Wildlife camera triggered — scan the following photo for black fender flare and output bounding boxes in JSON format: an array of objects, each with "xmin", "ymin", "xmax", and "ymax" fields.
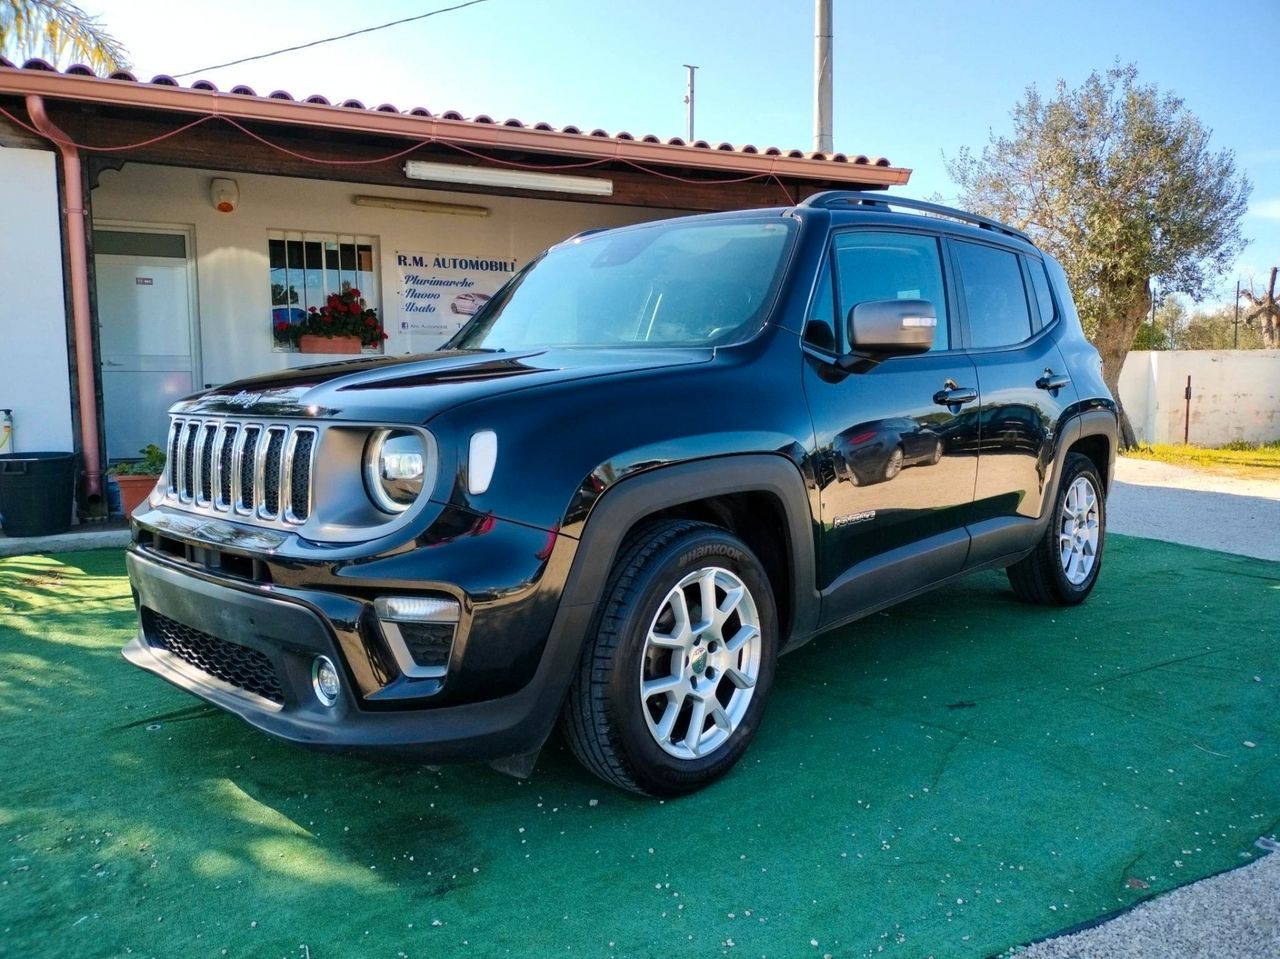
[
  {"xmin": 560, "ymin": 453, "xmax": 820, "ymax": 648},
  {"xmin": 1068, "ymin": 408, "xmax": 1118, "ymax": 491},
  {"xmin": 487, "ymin": 454, "xmax": 820, "ymax": 764}
]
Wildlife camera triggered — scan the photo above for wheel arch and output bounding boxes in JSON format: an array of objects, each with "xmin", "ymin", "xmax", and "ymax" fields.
[
  {"xmin": 1064, "ymin": 409, "xmax": 1117, "ymax": 492},
  {"xmin": 560, "ymin": 454, "xmax": 820, "ymax": 650}
]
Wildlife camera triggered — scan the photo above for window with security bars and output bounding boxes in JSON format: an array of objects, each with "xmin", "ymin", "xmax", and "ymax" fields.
[{"xmin": 268, "ymin": 231, "xmax": 380, "ymax": 351}]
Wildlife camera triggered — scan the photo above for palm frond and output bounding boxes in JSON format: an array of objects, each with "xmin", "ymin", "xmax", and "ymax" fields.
[{"xmin": 1, "ymin": 0, "xmax": 130, "ymax": 73}]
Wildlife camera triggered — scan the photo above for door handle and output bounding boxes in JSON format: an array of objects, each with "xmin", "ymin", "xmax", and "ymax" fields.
[
  {"xmin": 1036, "ymin": 370, "xmax": 1071, "ymax": 392},
  {"xmin": 933, "ymin": 386, "xmax": 978, "ymax": 406}
]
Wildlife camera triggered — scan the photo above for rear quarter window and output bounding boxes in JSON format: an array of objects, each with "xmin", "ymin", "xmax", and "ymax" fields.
[{"xmin": 1027, "ymin": 257, "xmax": 1057, "ymax": 328}]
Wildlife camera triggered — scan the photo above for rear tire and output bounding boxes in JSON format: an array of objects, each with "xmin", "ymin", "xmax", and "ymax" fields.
[
  {"xmin": 561, "ymin": 520, "xmax": 778, "ymax": 797},
  {"xmin": 883, "ymin": 445, "xmax": 905, "ymax": 481},
  {"xmin": 1007, "ymin": 452, "xmax": 1105, "ymax": 606}
]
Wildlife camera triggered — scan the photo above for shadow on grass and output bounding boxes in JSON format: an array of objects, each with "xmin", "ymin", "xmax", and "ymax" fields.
[{"xmin": 2, "ymin": 541, "xmax": 1277, "ymax": 959}]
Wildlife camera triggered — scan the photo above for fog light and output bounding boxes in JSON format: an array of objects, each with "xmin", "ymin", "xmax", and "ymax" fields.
[{"xmin": 312, "ymin": 655, "xmax": 340, "ymax": 707}]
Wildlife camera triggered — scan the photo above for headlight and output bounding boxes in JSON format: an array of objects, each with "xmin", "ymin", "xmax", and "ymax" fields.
[{"xmin": 363, "ymin": 429, "xmax": 431, "ymax": 513}]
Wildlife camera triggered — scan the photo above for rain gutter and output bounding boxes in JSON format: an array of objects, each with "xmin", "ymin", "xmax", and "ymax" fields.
[{"xmin": 0, "ymin": 69, "xmax": 910, "ymax": 186}]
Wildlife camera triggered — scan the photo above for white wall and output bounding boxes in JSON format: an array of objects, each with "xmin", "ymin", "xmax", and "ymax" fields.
[
  {"xmin": 0, "ymin": 148, "xmax": 75, "ymax": 453},
  {"xmin": 1119, "ymin": 350, "xmax": 1280, "ymax": 445},
  {"xmin": 91, "ymin": 164, "xmax": 678, "ymax": 388}
]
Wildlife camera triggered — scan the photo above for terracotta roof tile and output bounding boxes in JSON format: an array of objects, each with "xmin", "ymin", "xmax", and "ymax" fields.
[{"xmin": 0, "ymin": 59, "xmax": 899, "ymax": 170}]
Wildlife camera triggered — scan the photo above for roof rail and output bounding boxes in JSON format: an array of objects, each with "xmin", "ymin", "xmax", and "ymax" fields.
[{"xmin": 799, "ymin": 191, "xmax": 1031, "ymax": 243}]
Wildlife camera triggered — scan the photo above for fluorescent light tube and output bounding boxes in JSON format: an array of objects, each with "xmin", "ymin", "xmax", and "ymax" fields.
[{"xmin": 404, "ymin": 160, "xmax": 613, "ymax": 196}]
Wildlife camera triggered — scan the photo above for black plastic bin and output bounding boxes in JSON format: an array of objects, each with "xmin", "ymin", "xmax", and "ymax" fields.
[{"xmin": 0, "ymin": 452, "xmax": 77, "ymax": 537}]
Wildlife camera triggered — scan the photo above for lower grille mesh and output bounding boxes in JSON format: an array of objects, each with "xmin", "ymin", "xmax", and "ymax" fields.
[
  {"xmin": 399, "ymin": 622, "xmax": 455, "ymax": 670},
  {"xmin": 144, "ymin": 609, "xmax": 285, "ymax": 704}
]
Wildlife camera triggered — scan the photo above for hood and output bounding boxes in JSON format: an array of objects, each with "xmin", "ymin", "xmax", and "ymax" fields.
[{"xmin": 172, "ymin": 347, "xmax": 714, "ymax": 422}]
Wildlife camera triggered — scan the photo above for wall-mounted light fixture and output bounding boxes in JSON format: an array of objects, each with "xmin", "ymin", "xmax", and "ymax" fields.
[
  {"xmin": 352, "ymin": 194, "xmax": 490, "ymax": 216},
  {"xmin": 210, "ymin": 178, "xmax": 239, "ymax": 213},
  {"xmin": 403, "ymin": 160, "xmax": 613, "ymax": 197}
]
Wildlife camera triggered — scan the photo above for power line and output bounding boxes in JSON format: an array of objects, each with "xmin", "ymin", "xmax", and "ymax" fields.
[{"xmin": 171, "ymin": 0, "xmax": 491, "ymax": 78}]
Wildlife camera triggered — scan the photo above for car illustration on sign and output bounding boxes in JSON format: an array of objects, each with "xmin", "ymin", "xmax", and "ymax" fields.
[{"xmin": 450, "ymin": 292, "xmax": 491, "ymax": 315}]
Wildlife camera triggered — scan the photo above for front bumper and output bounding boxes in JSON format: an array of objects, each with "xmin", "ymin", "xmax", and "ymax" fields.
[{"xmin": 124, "ymin": 548, "xmax": 593, "ymax": 762}]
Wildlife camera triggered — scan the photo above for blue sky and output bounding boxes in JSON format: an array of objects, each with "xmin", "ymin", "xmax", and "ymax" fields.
[{"xmin": 85, "ymin": 0, "xmax": 1280, "ymax": 306}]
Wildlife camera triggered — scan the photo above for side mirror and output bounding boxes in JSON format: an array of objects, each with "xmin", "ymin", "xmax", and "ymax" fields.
[{"xmin": 848, "ymin": 298, "xmax": 937, "ymax": 357}]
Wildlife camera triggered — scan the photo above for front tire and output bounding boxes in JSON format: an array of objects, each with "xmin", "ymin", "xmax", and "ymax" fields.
[
  {"xmin": 1007, "ymin": 452, "xmax": 1106, "ymax": 605},
  {"xmin": 561, "ymin": 520, "xmax": 778, "ymax": 797}
]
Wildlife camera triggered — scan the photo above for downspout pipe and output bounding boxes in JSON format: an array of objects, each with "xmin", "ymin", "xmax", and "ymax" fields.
[{"xmin": 26, "ymin": 95, "xmax": 102, "ymax": 500}]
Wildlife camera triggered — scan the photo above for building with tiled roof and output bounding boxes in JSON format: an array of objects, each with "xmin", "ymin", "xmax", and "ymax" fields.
[{"xmin": 0, "ymin": 58, "xmax": 912, "ymax": 516}]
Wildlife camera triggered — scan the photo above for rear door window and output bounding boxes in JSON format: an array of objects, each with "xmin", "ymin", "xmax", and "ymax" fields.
[{"xmin": 953, "ymin": 241, "xmax": 1034, "ymax": 348}]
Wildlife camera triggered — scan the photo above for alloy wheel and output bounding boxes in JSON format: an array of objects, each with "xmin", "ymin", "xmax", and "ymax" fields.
[
  {"xmin": 638, "ymin": 566, "xmax": 762, "ymax": 760},
  {"xmin": 1058, "ymin": 475, "xmax": 1100, "ymax": 585}
]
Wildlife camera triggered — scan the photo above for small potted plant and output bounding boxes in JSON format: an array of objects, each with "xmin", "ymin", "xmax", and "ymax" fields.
[
  {"xmin": 110, "ymin": 443, "xmax": 166, "ymax": 516},
  {"xmin": 275, "ymin": 285, "xmax": 388, "ymax": 354}
]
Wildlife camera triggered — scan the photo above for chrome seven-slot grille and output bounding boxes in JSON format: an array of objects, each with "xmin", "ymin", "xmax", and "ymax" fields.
[{"xmin": 166, "ymin": 417, "xmax": 317, "ymax": 524}]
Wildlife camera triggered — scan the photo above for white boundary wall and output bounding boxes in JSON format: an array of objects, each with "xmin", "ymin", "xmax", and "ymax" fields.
[
  {"xmin": 1119, "ymin": 350, "xmax": 1280, "ymax": 446},
  {"xmin": 0, "ymin": 148, "xmax": 74, "ymax": 453}
]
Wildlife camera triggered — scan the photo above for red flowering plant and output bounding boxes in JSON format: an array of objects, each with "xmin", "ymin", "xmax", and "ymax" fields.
[{"xmin": 273, "ymin": 285, "xmax": 387, "ymax": 348}]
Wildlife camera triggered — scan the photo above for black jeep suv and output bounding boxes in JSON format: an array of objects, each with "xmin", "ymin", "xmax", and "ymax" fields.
[{"xmin": 123, "ymin": 192, "xmax": 1116, "ymax": 796}]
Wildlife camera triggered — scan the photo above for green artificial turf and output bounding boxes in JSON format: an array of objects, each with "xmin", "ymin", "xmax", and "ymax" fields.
[{"xmin": 1, "ymin": 537, "xmax": 1276, "ymax": 959}]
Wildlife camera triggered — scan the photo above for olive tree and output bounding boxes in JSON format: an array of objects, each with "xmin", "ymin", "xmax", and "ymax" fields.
[{"xmin": 947, "ymin": 64, "xmax": 1250, "ymax": 446}]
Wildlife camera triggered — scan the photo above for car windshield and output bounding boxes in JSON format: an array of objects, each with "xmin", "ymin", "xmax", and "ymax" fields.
[{"xmin": 448, "ymin": 217, "xmax": 796, "ymax": 350}]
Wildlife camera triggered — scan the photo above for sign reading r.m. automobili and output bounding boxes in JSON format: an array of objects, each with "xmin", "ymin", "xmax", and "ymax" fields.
[{"xmin": 395, "ymin": 251, "xmax": 518, "ymax": 352}]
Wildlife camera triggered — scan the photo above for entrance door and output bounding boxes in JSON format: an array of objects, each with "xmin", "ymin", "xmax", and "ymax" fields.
[{"xmin": 94, "ymin": 228, "xmax": 198, "ymax": 461}]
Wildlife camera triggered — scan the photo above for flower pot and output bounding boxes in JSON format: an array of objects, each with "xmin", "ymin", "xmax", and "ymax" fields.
[
  {"xmin": 114, "ymin": 474, "xmax": 160, "ymax": 517},
  {"xmin": 299, "ymin": 334, "xmax": 363, "ymax": 355}
]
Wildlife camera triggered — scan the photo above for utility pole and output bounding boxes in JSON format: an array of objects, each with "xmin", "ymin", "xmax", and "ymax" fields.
[
  {"xmin": 813, "ymin": 0, "xmax": 833, "ymax": 154},
  {"xmin": 683, "ymin": 64, "xmax": 698, "ymax": 142}
]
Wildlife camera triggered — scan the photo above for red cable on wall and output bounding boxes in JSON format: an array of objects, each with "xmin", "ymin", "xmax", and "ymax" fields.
[{"xmin": 0, "ymin": 103, "xmax": 796, "ymax": 200}]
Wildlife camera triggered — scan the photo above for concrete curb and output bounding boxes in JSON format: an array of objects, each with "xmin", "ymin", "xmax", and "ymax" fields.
[{"xmin": 0, "ymin": 528, "xmax": 131, "ymax": 558}]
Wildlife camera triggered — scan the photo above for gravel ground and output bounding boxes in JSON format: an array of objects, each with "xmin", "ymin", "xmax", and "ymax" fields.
[
  {"xmin": 1018, "ymin": 456, "xmax": 1280, "ymax": 958},
  {"xmin": 1107, "ymin": 458, "xmax": 1280, "ymax": 562},
  {"xmin": 1018, "ymin": 851, "xmax": 1280, "ymax": 959}
]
